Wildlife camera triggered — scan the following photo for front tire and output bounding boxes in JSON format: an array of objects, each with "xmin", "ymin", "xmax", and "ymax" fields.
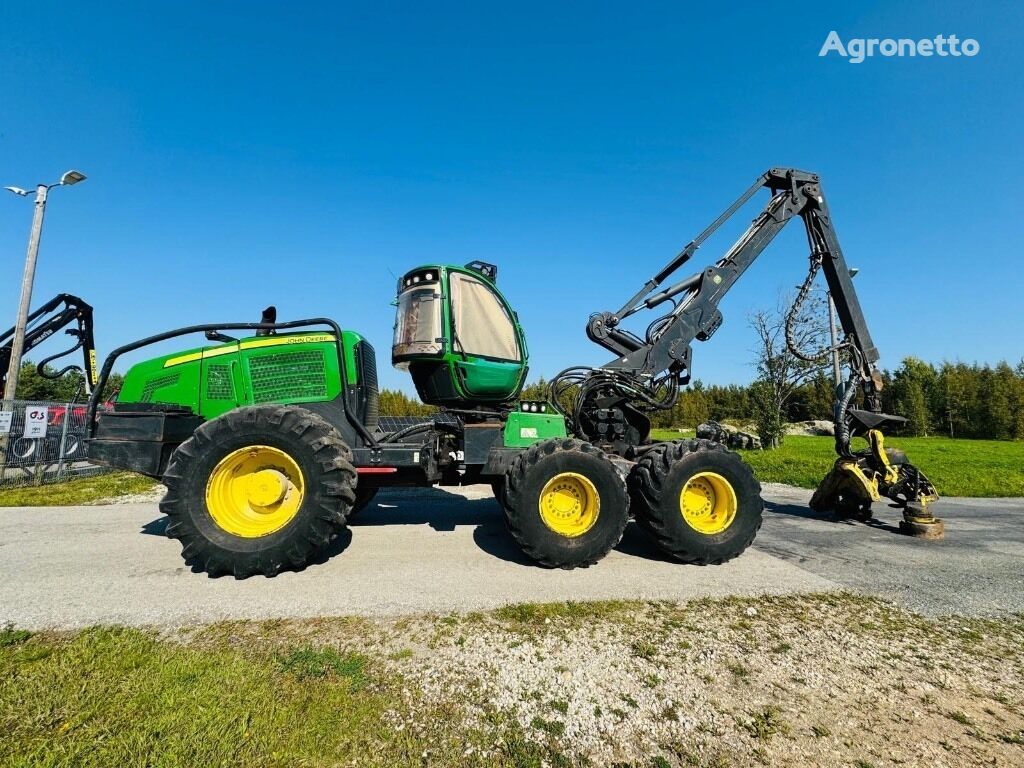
[
  {"xmin": 503, "ymin": 438, "xmax": 629, "ymax": 569},
  {"xmin": 631, "ymin": 440, "xmax": 762, "ymax": 564},
  {"xmin": 161, "ymin": 405, "xmax": 357, "ymax": 578}
]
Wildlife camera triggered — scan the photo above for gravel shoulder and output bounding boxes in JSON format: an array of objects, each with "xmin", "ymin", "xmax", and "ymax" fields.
[{"xmin": 181, "ymin": 593, "xmax": 1024, "ymax": 767}]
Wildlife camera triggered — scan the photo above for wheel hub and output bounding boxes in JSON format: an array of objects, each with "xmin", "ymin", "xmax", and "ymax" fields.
[
  {"xmin": 539, "ymin": 472, "xmax": 600, "ymax": 538},
  {"xmin": 205, "ymin": 445, "xmax": 305, "ymax": 538},
  {"xmin": 679, "ymin": 471, "xmax": 737, "ymax": 535},
  {"xmin": 247, "ymin": 469, "xmax": 289, "ymax": 507}
]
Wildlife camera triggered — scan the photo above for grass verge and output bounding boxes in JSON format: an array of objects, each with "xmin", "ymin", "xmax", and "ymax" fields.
[
  {"xmin": 0, "ymin": 624, "xmax": 472, "ymax": 768},
  {"xmin": 649, "ymin": 431, "xmax": 1024, "ymax": 497},
  {"xmin": 0, "ymin": 471, "xmax": 157, "ymax": 507}
]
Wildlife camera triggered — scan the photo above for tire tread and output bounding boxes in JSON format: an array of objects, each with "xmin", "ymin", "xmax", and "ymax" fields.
[
  {"xmin": 503, "ymin": 438, "xmax": 629, "ymax": 569},
  {"xmin": 160, "ymin": 405, "xmax": 356, "ymax": 578},
  {"xmin": 632, "ymin": 439, "xmax": 762, "ymax": 565}
]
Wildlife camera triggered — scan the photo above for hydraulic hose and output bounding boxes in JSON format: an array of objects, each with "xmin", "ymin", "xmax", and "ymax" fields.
[{"xmin": 833, "ymin": 371, "xmax": 861, "ymax": 458}]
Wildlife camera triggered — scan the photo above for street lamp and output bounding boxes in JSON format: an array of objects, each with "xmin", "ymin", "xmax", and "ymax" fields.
[
  {"xmin": 60, "ymin": 170, "xmax": 86, "ymax": 186},
  {"xmin": 2, "ymin": 170, "xmax": 87, "ymax": 404}
]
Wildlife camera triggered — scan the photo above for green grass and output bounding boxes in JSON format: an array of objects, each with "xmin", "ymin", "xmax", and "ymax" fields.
[
  {"xmin": 650, "ymin": 431, "xmax": 1024, "ymax": 497},
  {"xmin": 0, "ymin": 627, "xmax": 476, "ymax": 768},
  {"xmin": 0, "ymin": 472, "xmax": 157, "ymax": 507},
  {"xmin": 276, "ymin": 646, "xmax": 368, "ymax": 689},
  {"xmin": 491, "ymin": 599, "xmax": 631, "ymax": 626}
]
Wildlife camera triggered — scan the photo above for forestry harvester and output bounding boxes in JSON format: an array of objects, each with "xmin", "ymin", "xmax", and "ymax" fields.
[{"xmin": 86, "ymin": 168, "xmax": 940, "ymax": 577}]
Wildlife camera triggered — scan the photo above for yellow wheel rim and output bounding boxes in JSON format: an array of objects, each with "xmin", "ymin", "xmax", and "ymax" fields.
[
  {"xmin": 539, "ymin": 472, "xmax": 599, "ymax": 538},
  {"xmin": 679, "ymin": 471, "xmax": 737, "ymax": 535},
  {"xmin": 205, "ymin": 445, "xmax": 305, "ymax": 538}
]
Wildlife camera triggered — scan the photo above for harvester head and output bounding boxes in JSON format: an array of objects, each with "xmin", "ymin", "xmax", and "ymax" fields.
[{"xmin": 810, "ymin": 416, "xmax": 941, "ymax": 537}]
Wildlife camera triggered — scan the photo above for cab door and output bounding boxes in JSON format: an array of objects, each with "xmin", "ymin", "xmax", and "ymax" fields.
[{"xmin": 447, "ymin": 271, "xmax": 527, "ymax": 401}]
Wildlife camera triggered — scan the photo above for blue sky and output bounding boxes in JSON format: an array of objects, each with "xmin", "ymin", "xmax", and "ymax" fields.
[{"xmin": 1, "ymin": 1, "xmax": 1021, "ymax": 394}]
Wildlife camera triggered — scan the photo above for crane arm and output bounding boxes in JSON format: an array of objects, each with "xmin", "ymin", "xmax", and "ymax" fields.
[
  {"xmin": 587, "ymin": 168, "xmax": 882, "ymax": 404},
  {"xmin": 0, "ymin": 293, "xmax": 97, "ymax": 399}
]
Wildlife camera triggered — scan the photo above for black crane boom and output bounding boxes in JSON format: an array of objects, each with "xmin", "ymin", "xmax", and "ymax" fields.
[
  {"xmin": 587, "ymin": 168, "xmax": 880, "ymax": 397},
  {"xmin": 0, "ymin": 293, "xmax": 97, "ymax": 399}
]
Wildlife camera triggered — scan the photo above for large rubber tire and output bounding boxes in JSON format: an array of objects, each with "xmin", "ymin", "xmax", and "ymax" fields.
[
  {"xmin": 503, "ymin": 438, "xmax": 629, "ymax": 569},
  {"xmin": 345, "ymin": 485, "xmax": 378, "ymax": 521},
  {"xmin": 161, "ymin": 405, "xmax": 357, "ymax": 578},
  {"xmin": 631, "ymin": 440, "xmax": 762, "ymax": 565}
]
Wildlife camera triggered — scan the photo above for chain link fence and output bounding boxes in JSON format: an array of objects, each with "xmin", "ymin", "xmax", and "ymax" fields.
[{"xmin": 0, "ymin": 400, "xmax": 110, "ymax": 489}]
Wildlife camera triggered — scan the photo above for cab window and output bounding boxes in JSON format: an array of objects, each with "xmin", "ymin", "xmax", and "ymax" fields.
[
  {"xmin": 449, "ymin": 273, "xmax": 520, "ymax": 361},
  {"xmin": 393, "ymin": 287, "xmax": 443, "ymax": 357}
]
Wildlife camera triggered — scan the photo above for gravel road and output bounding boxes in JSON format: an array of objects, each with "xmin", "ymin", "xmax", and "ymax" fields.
[{"xmin": 1, "ymin": 484, "xmax": 1020, "ymax": 629}]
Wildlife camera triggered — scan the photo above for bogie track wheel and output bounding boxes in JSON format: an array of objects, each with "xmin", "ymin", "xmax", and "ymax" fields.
[
  {"xmin": 503, "ymin": 438, "xmax": 629, "ymax": 568},
  {"xmin": 161, "ymin": 405, "xmax": 357, "ymax": 578},
  {"xmin": 631, "ymin": 440, "xmax": 763, "ymax": 564}
]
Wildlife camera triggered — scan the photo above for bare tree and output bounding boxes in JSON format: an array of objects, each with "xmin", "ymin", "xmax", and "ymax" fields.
[{"xmin": 748, "ymin": 293, "xmax": 831, "ymax": 448}]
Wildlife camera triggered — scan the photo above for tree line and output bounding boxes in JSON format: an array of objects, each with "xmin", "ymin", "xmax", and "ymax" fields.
[
  {"xmin": 881, "ymin": 359, "xmax": 1024, "ymax": 440},
  {"xmin": 9, "ymin": 363, "xmax": 123, "ymax": 403},
  {"xmin": 633, "ymin": 358, "xmax": 1024, "ymax": 440}
]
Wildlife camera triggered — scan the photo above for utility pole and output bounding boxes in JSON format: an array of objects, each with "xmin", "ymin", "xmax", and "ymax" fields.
[
  {"xmin": 4, "ymin": 184, "xmax": 50, "ymax": 404},
  {"xmin": 2, "ymin": 171, "xmax": 86, "ymax": 404},
  {"xmin": 797, "ymin": 266, "xmax": 857, "ymax": 389}
]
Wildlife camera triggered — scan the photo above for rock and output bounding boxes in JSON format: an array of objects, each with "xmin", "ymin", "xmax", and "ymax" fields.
[
  {"xmin": 784, "ymin": 420, "xmax": 835, "ymax": 436},
  {"xmin": 696, "ymin": 420, "xmax": 762, "ymax": 450},
  {"xmin": 696, "ymin": 420, "xmax": 731, "ymax": 442}
]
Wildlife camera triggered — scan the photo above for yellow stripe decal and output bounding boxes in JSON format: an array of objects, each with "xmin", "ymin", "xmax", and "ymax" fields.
[
  {"xmin": 163, "ymin": 334, "xmax": 336, "ymax": 368},
  {"xmin": 164, "ymin": 351, "xmax": 203, "ymax": 367},
  {"xmin": 164, "ymin": 345, "xmax": 237, "ymax": 368}
]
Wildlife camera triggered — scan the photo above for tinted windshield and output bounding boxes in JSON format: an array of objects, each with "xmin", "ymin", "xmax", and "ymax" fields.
[{"xmin": 392, "ymin": 287, "xmax": 443, "ymax": 359}]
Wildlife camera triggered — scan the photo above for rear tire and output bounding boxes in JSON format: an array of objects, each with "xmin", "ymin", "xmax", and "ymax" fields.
[
  {"xmin": 161, "ymin": 405, "xmax": 357, "ymax": 578},
  {"xmin": 503, "ymin": 438, "xmax": 629, "ymax": 569},
  {"xmin": 631, "ymin": 440, "xmax": 762, "ymax": 564}
]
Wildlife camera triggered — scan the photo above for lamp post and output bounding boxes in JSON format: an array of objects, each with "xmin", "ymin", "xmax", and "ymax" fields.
[{"xmin": 2, "ymin": 170, "xmax": 87, "ymax": 405}]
